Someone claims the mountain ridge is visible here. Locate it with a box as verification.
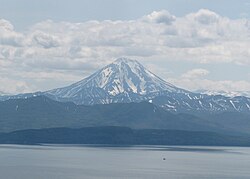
[0,95,218,133]
[1,95,250,136]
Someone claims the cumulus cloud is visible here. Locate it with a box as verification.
[0,19,25,46]
[169,78,250,93]
[0,76,33,94]
[0,19,14,30]
[0,9,249,93]
[193,9,220,24]
[181,69,210,79]
[31,31,60,48]
[167,68,250,92]
[1,10,250,66]
[142,10,176,25]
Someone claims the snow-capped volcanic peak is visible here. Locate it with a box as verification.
[94,57,179,95]
[47,57,181,99]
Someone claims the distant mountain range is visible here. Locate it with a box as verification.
[0,95,215,133]
[1,95,250,136]
[1,58,250,114]
[196,89,250,98]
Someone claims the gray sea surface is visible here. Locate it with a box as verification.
[0,144,250,179]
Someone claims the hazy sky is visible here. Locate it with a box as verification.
[0,0,250,94]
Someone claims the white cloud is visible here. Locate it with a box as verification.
[169,78,250,92]
[0,76,33,94]
[31,31,60,48]
[181,69,210,79]
[142,10,176,25]
[0,9,249,93]
[192,9,220,25]
[166,68,250,92]
[0,19,14,31]
[1,10,250,66]
[0,19,25,46]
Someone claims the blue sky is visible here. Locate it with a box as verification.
[0,0,250,94]
[1,0,250,30]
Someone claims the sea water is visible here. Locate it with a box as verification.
[0,145,250,179]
